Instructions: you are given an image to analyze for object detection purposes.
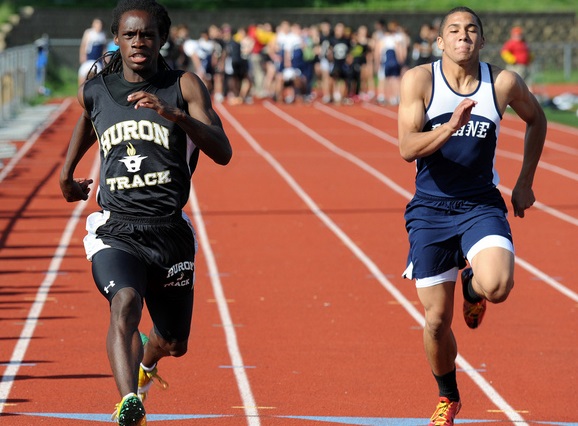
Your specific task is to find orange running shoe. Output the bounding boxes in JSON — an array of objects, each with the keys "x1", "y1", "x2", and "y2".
[
  {"x1": 428, "y1": 397, "x2": 462, "y2": 426},
  {"x1": 461, "y1": 267, "x2": 486, "y2": 329}
]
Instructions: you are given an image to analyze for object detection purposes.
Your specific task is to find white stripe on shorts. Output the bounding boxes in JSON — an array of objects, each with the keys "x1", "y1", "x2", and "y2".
[
  {"x1": 83, "y1": 210, "x2": 111, "y2": 261},
  {"x1": 466, "y1": 235, "x2": 514, "y2": 263},
  {"x1": 404, "y1": 235, "x2": 514, "y2": 288},
  {"x1": 414, "y1": 266, "x2": 460, "y2": 288}
]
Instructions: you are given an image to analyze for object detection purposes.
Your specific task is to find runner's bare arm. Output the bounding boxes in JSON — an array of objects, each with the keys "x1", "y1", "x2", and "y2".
[
  {"x1": 59, "y1": 84, "x2": 97, "y2": 201},
  {"x1": 127, "y1": 72, "x2": 232, "y2": 166},
  {"x1": 494, "y1": 67, "x2": 547, "y2": 217},
  {"x1": 398, "y1": 65, "x2": 476, "y2": 162}
]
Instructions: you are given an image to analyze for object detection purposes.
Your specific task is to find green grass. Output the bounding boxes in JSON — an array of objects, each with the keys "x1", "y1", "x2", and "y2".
[
  {"x1": 0, "y1": 2, "x2": 13, "y2": 23},
  {"x1": 534, "y1": 71, "x2": 578, "y2": 85},
  {"x1": 314, "y1": 0, "x2": 578, "y2": 12},
  {"x1": 45, "y1": 64, "x2": 78, "y2": 99},
  {"x1": 543, "y1": 108, "x2": 578, "y2": 128},
  {"x1": 2, "y1": 0, "x2": 578, "y2": 12}
]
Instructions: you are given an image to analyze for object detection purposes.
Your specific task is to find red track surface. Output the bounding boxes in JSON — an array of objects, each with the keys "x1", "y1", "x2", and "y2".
[{"x1": 0, "y1": 96, "x2": 577, "y2": 425}]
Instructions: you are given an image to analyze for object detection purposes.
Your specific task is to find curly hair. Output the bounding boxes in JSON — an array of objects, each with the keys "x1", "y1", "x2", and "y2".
[
  {"x1": 110, "y1": 0, "x2": 171, "y2": 40},
  {"x1": 86, "y1": 0, "x2": 172, "y2": 79}
]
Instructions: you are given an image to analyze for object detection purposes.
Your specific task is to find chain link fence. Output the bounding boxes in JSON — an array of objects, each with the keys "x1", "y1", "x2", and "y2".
[{"x1": 0, "y1": 43, "x2": 44, "y2": 163}]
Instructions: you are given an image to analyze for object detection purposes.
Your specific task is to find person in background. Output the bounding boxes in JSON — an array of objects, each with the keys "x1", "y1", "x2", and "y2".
[
  {"x1": 316, "y1": 19, "x2": 333, "y2": 104},
  {"x1": 59, "y1": 0, "x2": 232, "y2": 424},
  {"x1": 374, "y1": 20, "x2": 405, "y2": 105},
  {"x1": 159, "y1": 25, "x2": 178, "y2": 69},
  {"x1": 430, "y1": 17, "x2": 443, "y2": 61},
  {"x1": 347, "y1": 25, "x2": 372, "y2": 102},
  {"x1": 411, "y1": 23, "x2": 434, "y2": 67},
  {"x1": 247, "y1": 22, "x2": 275, "y2": 99},
  {"x1": 398, "y1": 7, "x2": 546, "y2": 425},
  {"x1": 501, "y1": 26, "x2": 533, "y2": 90},
  {"x1": 35, "y1": 33, "x2": 50, "y2": 95},
  {"x1": 189, "y1": 29, "x2": 217, "y2": 93},
  {"x1": 222, "y1": 25, "x2": 252, "y2": 105},
  {"x1": 299, "y1": 24, "x2": 318, "y2": 101},
  {"x1": 171, "y1": 24, "x2": 192, "y2": 71},
  {"x1": 327, "y1": 22, "x2": 351, "y2": 104},
  {"x1": 208, "y1": 24, "x2": 226, "y2": 103},
  {"x1": 274, "y1": 21, "x2": 307, "y2": 104},
  {"x1": 78, "y1": 17, "x2": 107, "y2": 85}
]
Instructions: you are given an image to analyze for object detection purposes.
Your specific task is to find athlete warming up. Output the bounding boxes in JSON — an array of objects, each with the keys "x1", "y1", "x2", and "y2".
[
  {"x1": 397, "y1": 7, "x2": 546, "y2": 426},
  {"x1": 59, "y1": 1, "x2": 232, "y2": 425}
]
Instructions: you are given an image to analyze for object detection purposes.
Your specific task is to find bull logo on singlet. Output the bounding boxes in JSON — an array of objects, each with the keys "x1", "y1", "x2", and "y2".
[
  {"x1": 119, "y1": 143, "x2": 147, "y2": 172},
  {"x1": 101, "y1": 120, "x2": 173, "y2": 192}
]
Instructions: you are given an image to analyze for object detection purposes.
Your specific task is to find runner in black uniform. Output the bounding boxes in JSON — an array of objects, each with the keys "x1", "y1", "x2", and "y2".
[{"x1": 59, "y1": 1, "x2": 232, "y2": 425}]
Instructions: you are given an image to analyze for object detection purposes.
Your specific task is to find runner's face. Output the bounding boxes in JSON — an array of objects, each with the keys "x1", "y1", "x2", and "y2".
[
  {"x1": 437, "y1": 12, "x2": 484, "y2": 64},
  {"x1": 114, "y1": 10, "x2": 164, "y2": 80}
]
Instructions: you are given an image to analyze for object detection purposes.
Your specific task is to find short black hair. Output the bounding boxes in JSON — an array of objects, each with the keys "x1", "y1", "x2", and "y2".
[
  {"x1": 110, "y1": 0, "x2": 171, "y2": 41},
  {"x1": 439, "y1": 6, "x2": 484, "y2": 38}
]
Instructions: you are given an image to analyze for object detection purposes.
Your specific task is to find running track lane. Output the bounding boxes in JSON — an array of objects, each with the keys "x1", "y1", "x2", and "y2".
[{"x1": 0, "y1": 98, "x2": 576, "y2": 425}]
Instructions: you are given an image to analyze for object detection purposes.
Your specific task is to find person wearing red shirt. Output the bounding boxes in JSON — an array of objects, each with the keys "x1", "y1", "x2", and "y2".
[{"x1": 501, "y1": 26, "x2": 533, "y2": 88}]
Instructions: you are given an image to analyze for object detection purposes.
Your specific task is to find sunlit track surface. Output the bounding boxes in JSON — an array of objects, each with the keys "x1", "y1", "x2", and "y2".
[
  {"x1": 0, "y1": 97, "x2": 577, "y2": 425},
  {"x1": 11, "y1": 412, "x2": 578, "y2": 425}
]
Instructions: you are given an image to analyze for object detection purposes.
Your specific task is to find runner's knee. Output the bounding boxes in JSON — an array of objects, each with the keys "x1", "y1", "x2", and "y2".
[
  {"x1": 486, "y1": 279, "x2": 513, "y2": 303},
  {"x1": 162, "y1": 340, "x2": 188, "y2": 358},
  {"x1": 424, "y1": 308, "x2": 453, "y2": 339},
  {"x1": 110, "y1": 288, "x2": 143, "y2": 327},
  {"x1": 476, "y1": 274, "x2": 514, "y2": 304},
  {"x1": 169, "y1": 341, "x2": 188, "y2": 358}
]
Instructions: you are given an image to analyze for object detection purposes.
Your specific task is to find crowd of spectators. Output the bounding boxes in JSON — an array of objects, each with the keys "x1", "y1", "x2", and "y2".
[{"x1": 157, "y1": 18, "x2": 445, "y2": 106}]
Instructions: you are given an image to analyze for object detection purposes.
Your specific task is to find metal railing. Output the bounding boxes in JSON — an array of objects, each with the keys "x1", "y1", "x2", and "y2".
[{"x1": 0, "y1": 43, "x2": 41, "y2": 128}]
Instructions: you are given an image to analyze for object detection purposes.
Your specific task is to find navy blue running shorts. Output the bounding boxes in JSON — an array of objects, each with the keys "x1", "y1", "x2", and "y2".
[{"x1": 402, "y1": 191, "x2": 513, "y2": 286}]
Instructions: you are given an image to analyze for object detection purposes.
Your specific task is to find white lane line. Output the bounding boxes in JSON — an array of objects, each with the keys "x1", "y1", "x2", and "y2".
[
  {"x1": 315, "y1": 101, "x2": 578, "y2": 301},
  {"x1": 0, "y1": 98, "x2": 73, "y2": 184},
  {"x1": 0, "y1": 150, "x2": 99, "y2": 413},
  {"x1": 188, "y1": 185, "x2": 260, "y2": 426},
  {"x1": 362, "y1": 101, "x2": 578, "y2": 156},
  {"x1": 497, "y1": 149, "x2": 578, "y2": 182},
  {"x1": 216, "y1": 102, "x2": 529, "y2": 426},
  {"x1": 537, "y1": 118, "x2": 578, "y2": 136}
]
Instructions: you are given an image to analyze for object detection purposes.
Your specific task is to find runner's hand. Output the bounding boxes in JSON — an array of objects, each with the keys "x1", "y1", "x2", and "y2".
[
  {"x1": 511, "y1": 183, "x2": 535, "y2": 218},
  {"x1": 60, "y1": 178, "x2": 93, "y2": 202},
  {"x1": 128, "y1": 91, "x2": 183, "y2": 122}
]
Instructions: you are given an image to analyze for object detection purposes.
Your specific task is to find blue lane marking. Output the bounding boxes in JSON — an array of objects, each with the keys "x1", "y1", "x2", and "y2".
[
  {"x1": 14, "y1": 413, "x2": 231, "y2": 421},
  {"x1": 0, "y1": 362, "x2": 36, "y2": 367},
  {"x1": 280, "y1": 418, "x2": 578, "y2": 426},
  {"x1": 218, "y1": 365, "x2": 257, "y2": 369},
  {"x1": 278, "y1": 416, "x2": 492, "y2": 425},
  {"x1": 12, "y1": 413, "x2": 578, "y2": 425}
]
